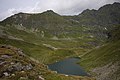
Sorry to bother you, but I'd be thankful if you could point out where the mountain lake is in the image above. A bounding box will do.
[48,57,88,76]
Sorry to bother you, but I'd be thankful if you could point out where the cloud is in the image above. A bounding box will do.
[0,1,41,20]
[32,0,120,15]
[0,0,120,21]
[0,8,17,20]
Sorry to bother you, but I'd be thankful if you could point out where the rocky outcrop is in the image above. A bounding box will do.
[43,44,58,50]
[92,62,120,80]
[0,45,45,80]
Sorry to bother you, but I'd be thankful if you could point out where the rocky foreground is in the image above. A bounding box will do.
[0,45,45,80]
[0,45,95,80]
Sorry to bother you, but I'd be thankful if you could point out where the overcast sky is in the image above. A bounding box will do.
[0,0,120,21]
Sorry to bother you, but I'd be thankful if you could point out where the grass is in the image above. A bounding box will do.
[79,40,120,71]
[0,37,78,64]
[0,24,98,64]
[0,40,95,80]
[0,23,103,80]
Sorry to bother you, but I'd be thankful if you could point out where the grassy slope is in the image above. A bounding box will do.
[0,46,95,80]
[79,25,120,71]
[0,24,95,79]
[79,40,120,70]
[0,24,98,61]
[0,37,77,64]
[77,25,120,80]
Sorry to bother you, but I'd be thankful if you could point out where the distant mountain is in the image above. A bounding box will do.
[0,10,80,39]
[1,2,120,27]
[0,10,70,29]
[0,2,120,44]
[0,2,120,46]
[0,2,120,80]
[76,2,120,27]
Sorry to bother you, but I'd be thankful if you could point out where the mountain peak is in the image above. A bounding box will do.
[42,10,57,14]
[113,2,120,5]
[46,10,55,13]
[38,10,61,17]
[80,9,96,15]
[98,2,120,11]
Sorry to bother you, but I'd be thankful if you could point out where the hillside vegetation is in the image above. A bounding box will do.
[0,45,95,80]
[0,2,120,80]
[79,25,120,80]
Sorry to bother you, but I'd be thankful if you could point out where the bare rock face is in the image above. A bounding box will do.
[1,54,11,59]
[92,61,120,80]
[3,72,9,77]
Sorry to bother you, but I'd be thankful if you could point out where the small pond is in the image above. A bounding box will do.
[48,58,88,76]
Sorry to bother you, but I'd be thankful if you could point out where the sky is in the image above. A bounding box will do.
[0,0,120,21]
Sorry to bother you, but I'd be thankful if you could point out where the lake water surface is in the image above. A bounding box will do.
[48,58,88,76]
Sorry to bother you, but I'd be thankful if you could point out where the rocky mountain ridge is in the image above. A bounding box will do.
[0,2,120,80]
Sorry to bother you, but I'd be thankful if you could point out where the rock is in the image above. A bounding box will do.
[0,45,42,79]
[6,63,33,74]
[23,64,33,70]
[5,45,13,49]
[11,74,15,76]
[16,48,26,56]
[7,66,14,72]
[0,58,6,65]
[10,62,14,65]
[1,55,11,59]
[0,61,6,66]
[3,72,9,77]
[1,45,6,48]
[43,44,58,51]
[38,76,45,80]
[53,71,57,73]
[65,75,68,77]
[12,62,23,71]
[21,71,25,73]
[20,77,28,80]
[92,62,120,80]
[17,50,25,56]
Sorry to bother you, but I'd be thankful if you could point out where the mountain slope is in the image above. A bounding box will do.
[0,9,105,49]
[76,2,120,27]
[0,45,95,80]
[1,3,120,41]
[79,25,120,80]
[0,10,74,36]
[0,2,120,80]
